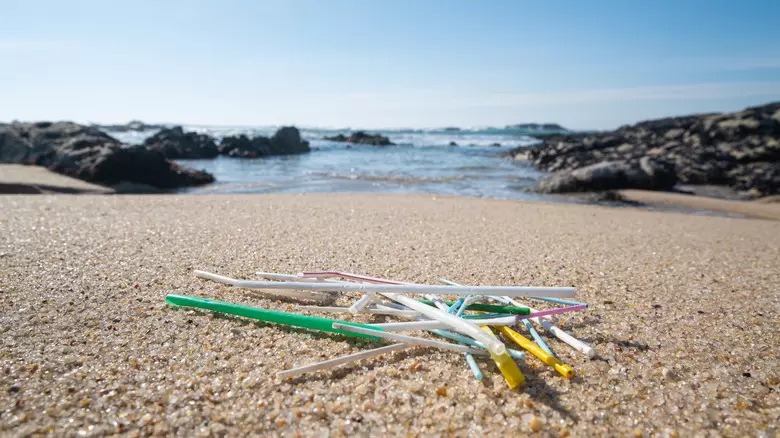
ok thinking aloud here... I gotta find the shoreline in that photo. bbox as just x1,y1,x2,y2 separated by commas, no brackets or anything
3,163,779,220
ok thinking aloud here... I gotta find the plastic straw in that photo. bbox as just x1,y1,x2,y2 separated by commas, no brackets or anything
277,343,408,379
349,292,376,314
530,296,588,307
496,326,575,378
464,353,483,380
165,294,383,340
296,305,419,318
504,296,595,358
418,300,532,315
332,323,487,355
371,318,517,331
479,326,525,389
522,319,555,356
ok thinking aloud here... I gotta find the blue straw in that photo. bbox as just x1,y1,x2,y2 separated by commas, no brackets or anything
464,353,483,380
530,296,588,308
455,296,472,317
522,319,555,356
447,298,464,314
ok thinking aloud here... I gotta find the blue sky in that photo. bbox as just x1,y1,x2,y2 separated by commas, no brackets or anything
2,0,780,129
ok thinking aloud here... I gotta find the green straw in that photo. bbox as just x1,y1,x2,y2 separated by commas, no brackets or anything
416,299,530,315
165,294,384,340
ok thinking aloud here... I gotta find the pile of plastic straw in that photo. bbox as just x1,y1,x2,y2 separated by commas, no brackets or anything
165,269,594,389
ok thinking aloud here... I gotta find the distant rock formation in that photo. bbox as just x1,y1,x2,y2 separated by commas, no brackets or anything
0,122,214,189
219,127,310,158
143,126,219,159
324,131,394,146
505,102,780,196
443,127,461,131
506,123,567,131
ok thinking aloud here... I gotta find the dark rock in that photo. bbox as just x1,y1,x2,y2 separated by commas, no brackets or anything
269,126,310,155
0,122,214,189
325,131,394,146
143,126,218,159
443,127,461,131
219,127,309,158
510,101,780,196
448,141,458,146
535,159,677,193
490,142,502,147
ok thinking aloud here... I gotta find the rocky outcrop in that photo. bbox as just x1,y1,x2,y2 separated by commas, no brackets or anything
219,126,310,158
536,158,677,193
143,126,218,159
507,102,780,196
0,122,214,189
324,131,394,146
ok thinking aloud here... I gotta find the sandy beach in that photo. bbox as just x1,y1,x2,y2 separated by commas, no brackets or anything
1,193,778,436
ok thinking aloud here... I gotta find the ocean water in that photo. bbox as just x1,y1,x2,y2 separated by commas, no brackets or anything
109,126,554,200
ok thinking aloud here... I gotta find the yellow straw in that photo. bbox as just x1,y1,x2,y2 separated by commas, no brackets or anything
495,326,574,379
479,326,525,388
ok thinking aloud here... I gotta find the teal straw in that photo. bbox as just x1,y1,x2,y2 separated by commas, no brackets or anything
531,296,588,308
464,353,483,380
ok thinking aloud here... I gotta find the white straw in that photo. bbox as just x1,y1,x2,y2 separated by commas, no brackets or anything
378,292,508,355
277,343,408,379
371,317,518,331
194,270,331,301
297,305,419,318
256,272,329,282
194,270,576,298
349,292,376,314
504,296,595,358
332,323,488,355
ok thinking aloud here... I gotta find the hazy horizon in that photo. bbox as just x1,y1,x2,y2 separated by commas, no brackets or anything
3,0,780,130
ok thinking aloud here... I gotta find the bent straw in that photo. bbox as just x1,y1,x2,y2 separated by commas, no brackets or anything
165,294,383,340
332,323,487,356
277,343,408,379
495,326,575,379
504,296,595,358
